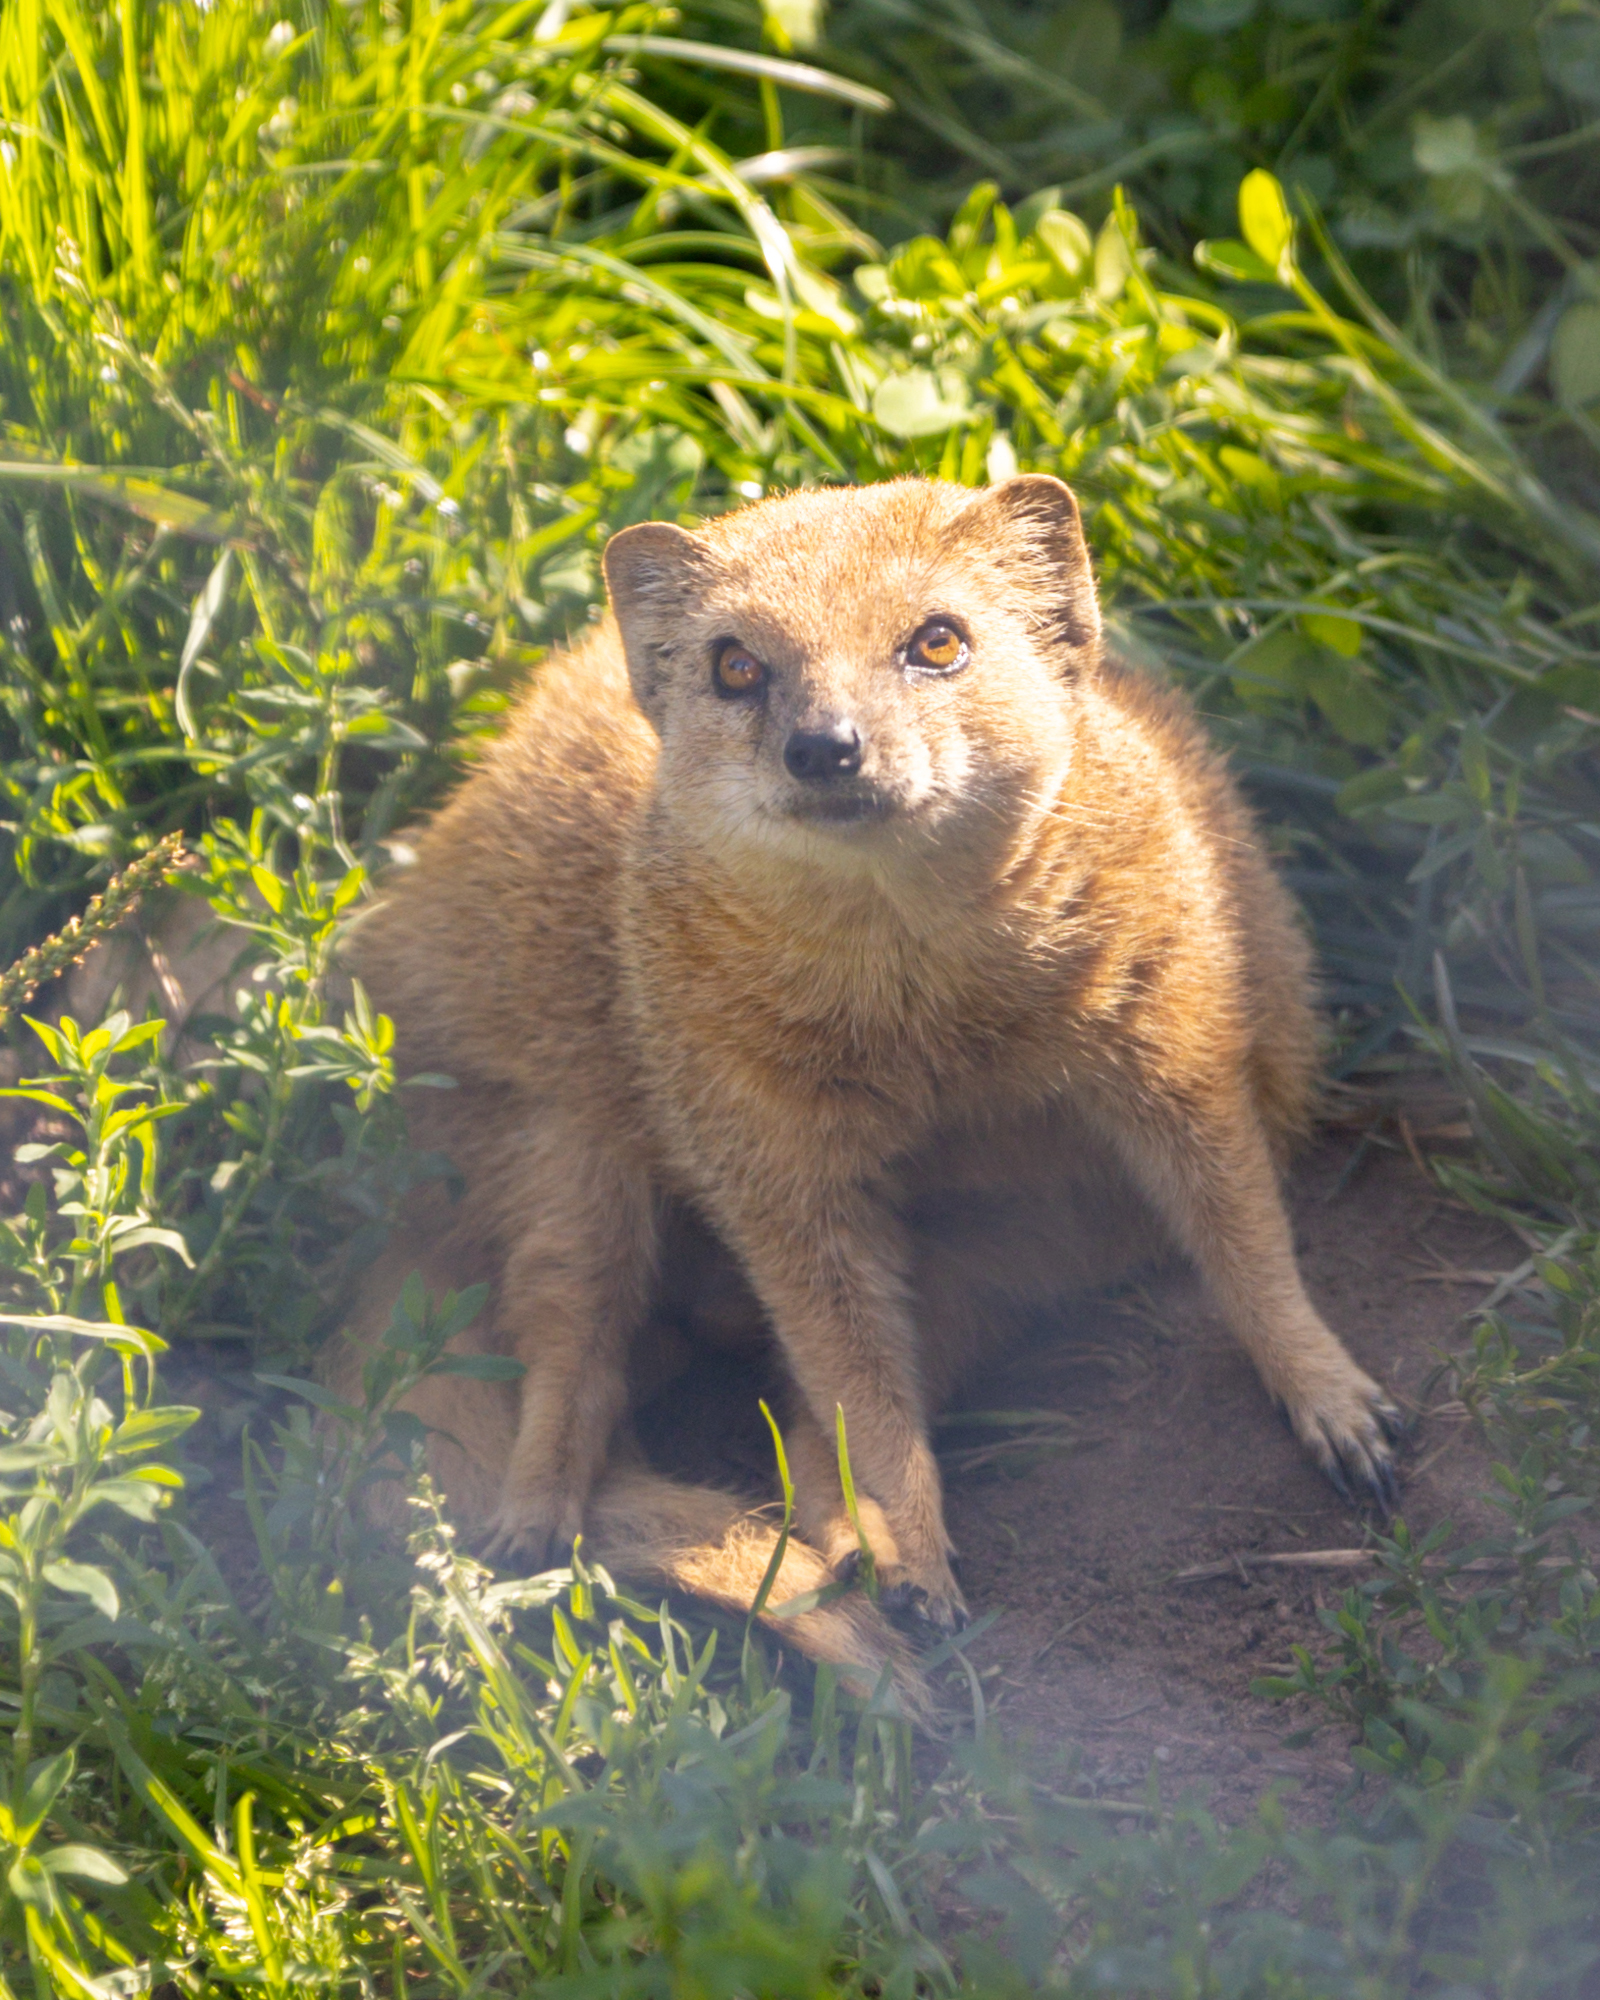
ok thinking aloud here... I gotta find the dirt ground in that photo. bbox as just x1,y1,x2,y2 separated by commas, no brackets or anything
935,1131,1519,1817
638,1126,1520,1818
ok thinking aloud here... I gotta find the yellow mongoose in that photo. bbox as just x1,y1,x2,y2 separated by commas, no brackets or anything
346,474,1401,1681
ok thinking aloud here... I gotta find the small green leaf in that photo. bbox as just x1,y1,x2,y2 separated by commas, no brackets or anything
436,1282,493,1342
428,1353,527,1381
109,1224,196,1264
1218,445,1281,499
834,1404,877,1601
1302,658,1391,748
42,1560,120,1622
78,1477,169,1521
7,1854,53,1909
0,1312,163,1353
112,1405,201,1452
22,1017,67,1065
40,1843,129,1886
399,1270,428,1329
380,1410,428,1456
175,547,235,739
110,1017,166,1055
0,1443,62,1474
871,368,972,439
249,865,286,914
1461,716,1492,808
19,1751,74,1839
1194,237,1277,284
331,867,367,912
0,1088,83,1119
1035,210,1092,284
343,711,428,746
1337,766,1408,814
255,1373,361,1420
886,236,966,301
1551,301,1600,409
1091,217,1131,300
1412,111,1485,178
1301,607,1362,657
1238,169,1294,279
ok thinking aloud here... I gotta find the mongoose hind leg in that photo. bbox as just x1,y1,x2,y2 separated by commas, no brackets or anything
483,1132,659,1563
898,1110,1170,1410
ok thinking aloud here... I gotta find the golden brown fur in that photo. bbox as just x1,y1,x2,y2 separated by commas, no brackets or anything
343,475,1399,1688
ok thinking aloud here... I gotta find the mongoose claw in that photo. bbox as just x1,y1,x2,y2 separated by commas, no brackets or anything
1311,1401,1404,1520
838,1551,969,1636
480,1495,583,1572
1376,1399,1412,1444
878,1571,970,1638
1281,1373,1406,1521
919,1592,972,1638
1318,1446,1356,1509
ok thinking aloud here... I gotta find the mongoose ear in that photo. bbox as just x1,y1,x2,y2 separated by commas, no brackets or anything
603,521,714,722
970,474,1102,665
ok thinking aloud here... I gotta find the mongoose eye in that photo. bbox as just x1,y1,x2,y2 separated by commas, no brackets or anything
907,620,967,673
713,640,767,697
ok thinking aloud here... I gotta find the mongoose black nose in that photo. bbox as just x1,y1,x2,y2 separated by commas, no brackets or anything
784,720,863,782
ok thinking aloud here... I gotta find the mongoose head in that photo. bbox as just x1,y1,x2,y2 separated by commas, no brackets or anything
602,476,1102,872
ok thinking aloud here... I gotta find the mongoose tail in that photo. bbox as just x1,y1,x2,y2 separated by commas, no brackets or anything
581,1466,933,1723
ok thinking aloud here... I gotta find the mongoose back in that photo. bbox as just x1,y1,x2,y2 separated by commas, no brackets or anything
346,474,1401,1679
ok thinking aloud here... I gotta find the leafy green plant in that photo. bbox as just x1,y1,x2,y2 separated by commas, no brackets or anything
2,1010,191,1324
0,1169,957,1996
821,0,1600,386
0,1045,200,1985
247,1271,518,1633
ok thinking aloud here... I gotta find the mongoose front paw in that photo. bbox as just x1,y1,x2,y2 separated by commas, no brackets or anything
481,1486,586,1570
1280,1370,1407,1518
839,1553,970,1637
884,1578,971,1638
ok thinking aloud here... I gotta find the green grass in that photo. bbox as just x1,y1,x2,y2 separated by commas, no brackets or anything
1,0,1600,1991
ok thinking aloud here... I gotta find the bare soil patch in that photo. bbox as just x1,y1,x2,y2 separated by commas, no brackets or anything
931,1131,1516,1819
